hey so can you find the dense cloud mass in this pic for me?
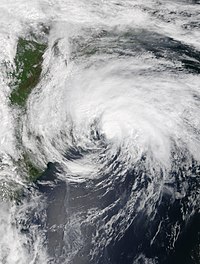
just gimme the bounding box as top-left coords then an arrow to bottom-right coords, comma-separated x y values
0,0 -> 200,263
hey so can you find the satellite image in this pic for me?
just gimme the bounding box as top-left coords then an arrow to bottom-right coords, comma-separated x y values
0,0 -> 199,263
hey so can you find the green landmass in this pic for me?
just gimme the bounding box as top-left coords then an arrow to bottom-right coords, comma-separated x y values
10,38 -> 47,107
11,152 -> 43,183
21,153 -> 43,182
9,37 -> 47,181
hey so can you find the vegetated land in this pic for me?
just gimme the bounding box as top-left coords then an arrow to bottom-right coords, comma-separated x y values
10,38 -> 47,107
9,37 -> 47,182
